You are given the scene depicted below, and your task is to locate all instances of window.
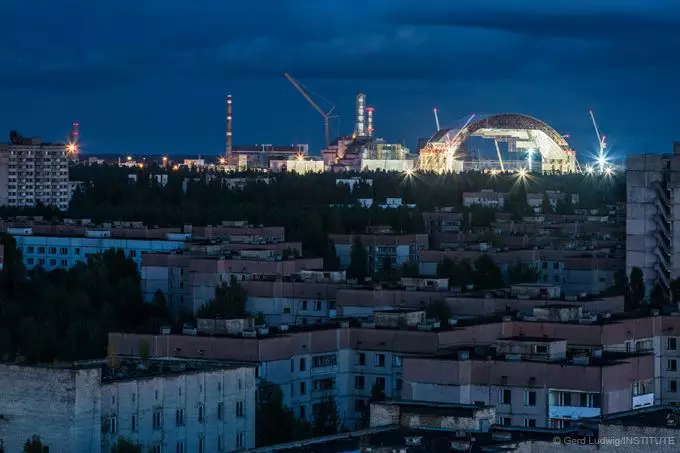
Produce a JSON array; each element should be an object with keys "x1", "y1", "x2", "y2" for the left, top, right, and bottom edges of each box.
[
  {"x1": 670, "y1": 380, "x2": 677, "y2": 393},
  {"x1": 198, "y1": 437, "x2": 204, "y2": 453},
  {"x1": 217, "y1": 402, "x2": 224, "y2": 420},
  {"x1": 198, "y1": 404, "x2": 204, "y2": 423},
  {"x1": 355, "y1": 399, "x2": 366, "y2": 412},
  {"x1": 49, "y1": 259, "x2": 56, "y2": 266},
  {"x1": 27, "y1": 246, "x2": 34, "y2": 253},
  {"x1": 218, "y1": 382, "x2": 222, "y2": 392},
  {"x1": 299, "y1": 358, "x2": 306, "y2": 371},
  {"x1": 60, "y1": 259, "x2": 67, "y2": 266},
  {"x1": 500, "y1": 389, "x2": 512, "y2": 404},
  {"x1": 178, "y1": 387, "x2": 182, "y2": 397},
  {"x1": 315, "y1": 301, "x2": 321, "y2": 311},
  {"x1": 110, "y1": 416, "x2": 117, "y2": 434},
  {"x1": 302, "y1": 300, "x2": 308, "y2": 310},
  {"x1": 236, "y1": 432, "x2": 245, "y2": 449},
  {"x1": 312, "y1": 354, "x2": 337, "y2": 368},
  {"x1": 217, "y1": 436, "x2": 223, "y2": 451},
  {"x1": 59, "y1": 247, "x2": 68, "y2": 255},
  {"x1": 523, "y1": 390, "x2": 536, "y2": 406},
  {"x1": 153, "y1": 410, "x2": 162, "y2": 429},
  {"x1": 300, "y1": 405, "x2": 306, "y2": 418},
  {"x1": 300, "y1": 381, "x2": 306, "y2": 395},
  {"x1": 38, "y1": 247, "x2": 45, "y2": 253},
  {"x1": 290, "y1": 359, "x2": 294, "y2": 373},
  {"x1": 355, "y1": 375, "x2": 365, "y2": 389},
  {"x1": 563, "y1": 393, "x2": 572, "y2": 406},
  {"x1": 525, "y1": 418, "x2": 536, "y2": 428},
  {"x1": 670, "y1": 338, "x2": 678, "y2": 350},
  {"x1": 176, "y1": 408, "x2": 185, "y2": 426},
  {"x1": 176, "y1": 442, "x2": 184, "y2": 453},
  {"x1": 375, "y1": 377, "x2": 386, "y2": 390},
  {"x1": 356, "y1": 352, "x2": 366, "y2": 366},
  {"x1": 48, "y1": 247, "x2": 56, "y2": 254},
  {"x1": 501, "y1": 417, "x2": 511, "y2": 426},
  {"x1": 396, "y1": 378, "x2": 403, "y2": 392},
  {"x1": 580, "y1": 393, "x2": 588, "y2": 407},
  {"x1": 393, "y1": 356, "x2": 402, "y2": 367},
  {"x1": 236, "y1": 400, "x2": 244, "y2": 417},
  {"x1": 154, "y1": 389, "x2": 159, "y2": 400},
  {"x1": 375, "y1": 353, "x2": 386, "y2": 367},
  {"x1": 669, "y1": 359, "x2": 677, "y2": 372},
  {"x1": 151, "y1": 446, "x2": 161, "y2": 453},
  {"x1": 131, "y1": 414, "x2": 137, "y2": 432},
  {"x1": 313, "y1": 378, "x2": 335, "y2": 391}
]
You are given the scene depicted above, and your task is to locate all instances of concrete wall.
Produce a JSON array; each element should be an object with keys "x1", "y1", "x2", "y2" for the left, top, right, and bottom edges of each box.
[
  {"x1": 100, "y1": 366, "x2": 255, "y2": 453},
  {"x1": 0, "y1": 364, "x2": 102, "y2": 453}
]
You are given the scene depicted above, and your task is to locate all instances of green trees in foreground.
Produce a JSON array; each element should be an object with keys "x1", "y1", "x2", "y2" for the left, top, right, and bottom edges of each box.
[{"x1": 0, "y1": 234, "x2": 171, "y2": 364}]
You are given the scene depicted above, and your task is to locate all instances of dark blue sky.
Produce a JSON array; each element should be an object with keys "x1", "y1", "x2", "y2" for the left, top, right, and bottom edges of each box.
[{"x1": 1, "y1": 0, "x2": 679, "y2": 159}]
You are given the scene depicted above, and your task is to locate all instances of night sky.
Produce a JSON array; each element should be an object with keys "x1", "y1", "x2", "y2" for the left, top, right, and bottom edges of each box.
[{"x1": 1, "y1": 0, "x2": 679, "y2": 159}]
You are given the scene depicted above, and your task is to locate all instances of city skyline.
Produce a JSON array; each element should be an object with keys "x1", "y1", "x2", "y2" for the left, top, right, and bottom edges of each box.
[{"x1": 0, "y1": 1, "x2": 678, "y2": 156}]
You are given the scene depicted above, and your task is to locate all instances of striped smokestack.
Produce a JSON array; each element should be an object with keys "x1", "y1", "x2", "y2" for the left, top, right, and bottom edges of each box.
[
  {"x1": 366, "y1": 107, "x2": 374, "y2": 137},
  {"x1": 226, "y1": 95, "x2": 233, "y2": 160}
]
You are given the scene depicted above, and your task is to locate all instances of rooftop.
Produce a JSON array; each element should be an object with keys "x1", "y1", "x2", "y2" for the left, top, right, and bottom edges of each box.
[{"x1": 428, "y1": 345, "x2": 648, "y2": 366}]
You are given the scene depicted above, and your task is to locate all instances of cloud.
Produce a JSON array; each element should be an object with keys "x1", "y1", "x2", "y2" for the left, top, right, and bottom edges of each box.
[{"x1": 1, "y1": 0, "x2": 679, "y2": 92}]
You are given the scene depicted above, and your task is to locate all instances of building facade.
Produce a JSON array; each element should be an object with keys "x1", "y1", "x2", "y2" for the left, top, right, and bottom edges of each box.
[
  {"x1": 0, "y1": 131, "x2": 70, "y2": 211},
  {"x1": 0, "y1": 359, "x2": 255, "y2": 453},
  {"x1": 626, "y1": 151, "x2": 680, "y2": 296}
]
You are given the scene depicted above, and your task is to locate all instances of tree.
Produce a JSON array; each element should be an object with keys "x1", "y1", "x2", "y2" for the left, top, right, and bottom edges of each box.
[
  {"x1": 425, "y1": 300, "x2": 451, "y2": 324},
  {"x1": 111, "y1": 439, "x2": 142, "y2": 453},
  {"x1": 313, "y1": 395, "x2": 340, "y2": 436},
  {"x1": 555, "y1": 197, "x2": 574, "y2": 215},
  {"x1": 671, "y1": 278, "x2": 680, "y2": 304},
  {"x1": 323, "y1": 239, "x2": 341, "y2": 271},
  {"x1": 255, "y1": 380, "x2": 310, "y2": 447},
  {"x1": 196, "y1": 276, "x2": 247, "y2": 318},
  {"x1": 626, "y1": 267, "x2": 646, "y2": 312},
  {"x1": 23, "y1": 436, "x2": 44, "y2": 453},
  {"x1": 437, "y1": 258, "x2": 473, "y2": 290},
  {"x1": 400, "y1": 261, "x2": 419, "y2": 278},
  {"x1": 507, "y1": 261, "x2": 539, "y2": 285},
  {"x1": 541, "y1": 194, "x2": 552, "y2": 214},
  {"x1": 347, "y1": 236, "x2": 368, "y2": 282},
  {"x1": 473, "y1": 255, "x2": 504, "y2": 290},
  {"x1": 377, "y1": 256, "x2": 397, "y2": 282},
  {"x1": 650, "y1": 282, "x2": 668, "y2": 309}
]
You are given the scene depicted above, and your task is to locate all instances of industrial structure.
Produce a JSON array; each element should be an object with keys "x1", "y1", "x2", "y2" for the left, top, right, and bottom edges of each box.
[
  {"x1": 321, "y1": 91, "x2": 413, "y2": 172},
  {"x1": 418, "y1": 113, "x2": 578, "y2": 174},
  {"x1": 0, "y1": 131, "x2": 71, "y2": 211},
  {"x1": 223, "y1": 94, "x2": 309, "y2": 171}
]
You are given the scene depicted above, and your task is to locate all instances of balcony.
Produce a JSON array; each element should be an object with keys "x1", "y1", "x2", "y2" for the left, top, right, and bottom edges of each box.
[
  {"x1": 632, "y1": 393, "x2": 654, "y2": 409},
  {"x1": 548, "y1": 405, "x2": 601, "y2": 419}
]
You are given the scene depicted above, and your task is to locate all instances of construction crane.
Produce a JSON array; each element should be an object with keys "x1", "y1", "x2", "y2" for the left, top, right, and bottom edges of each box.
[
  {"x1": 588, "y1": 110, "x2": 607, "y2": 173},
  {"x1": 284, "y1": 73, "x2": 337, "y2": 147}
]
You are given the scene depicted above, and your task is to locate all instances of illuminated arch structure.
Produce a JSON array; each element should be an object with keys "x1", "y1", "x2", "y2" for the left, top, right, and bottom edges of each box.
[{"x1": 418, "y1": 113, "x2": 577, "y2": 174}]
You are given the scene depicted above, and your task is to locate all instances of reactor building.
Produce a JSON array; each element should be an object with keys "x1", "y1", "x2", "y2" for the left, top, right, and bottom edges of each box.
[
  {"x1": 418, "y1": 113, "x2": 577, "y2": 174},
  {"x1": 322, "y1": 93, "x2": 415, "y2": 173}
]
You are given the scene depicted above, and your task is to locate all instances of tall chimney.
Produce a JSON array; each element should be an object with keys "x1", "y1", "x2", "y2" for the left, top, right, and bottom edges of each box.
[
  {"x1": 226, "y1": 95, "x2": 233, "y2": 160},
  {"x1": 355, "y1": 93, "x2": 366, "y2": 137},
  {"x1": 366, "y1": 107, "x2": 374, "y2": 137},
  {"x1": 70, "y1": 121, "x2": 80, "y2": 145}
]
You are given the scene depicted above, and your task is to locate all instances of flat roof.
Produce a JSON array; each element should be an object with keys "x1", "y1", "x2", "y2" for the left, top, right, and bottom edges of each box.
[{"x1": 498, "y1": 336, "x2": 566, "y2": 342}]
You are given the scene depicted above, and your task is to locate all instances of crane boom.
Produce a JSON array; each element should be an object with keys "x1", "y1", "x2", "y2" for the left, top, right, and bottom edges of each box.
[
  {"x1": 588, "y1": 110, "x2": 603, "y2": 146},
  {"x1": 433, "y1": 108, "x2": 441, "y2": 131},
  {"x1": 284, "y1": 73, "x2": 333, "y2": 146}
]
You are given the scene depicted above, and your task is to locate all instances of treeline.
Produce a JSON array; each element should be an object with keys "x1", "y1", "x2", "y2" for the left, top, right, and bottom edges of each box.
[
  {"x1": 0, "y1": 234, "x2": 171, "y2": 364},
  {"x1": 2, "y1": 166, "x2": 624, "y2": 260}
]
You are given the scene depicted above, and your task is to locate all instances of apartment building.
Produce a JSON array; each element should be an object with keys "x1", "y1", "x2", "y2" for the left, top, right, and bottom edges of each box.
[
  {"x1": 7, "y1": 226, "x2": 187, "y2": 271},
  {"x1": 418, "y1": 248, "x2": 622, "y2": 296},
  {"x1": 463, "y1": 190, "x2": 506, "y2": 209},
  {"x1": 402, "y1": 336, "x2": 652, "y2": 428},
  {"x1": 0, "y1": 358, "x2": 256, "y2": 453},
  {"x1": 141, "y1": 251, "x2": 324, "y2": 314},
  {"x1": 110, "y1": 310, "x2": 680, "y2": 431},
  {"x1": 330, "y1": 234, "x2": 428, "y2": 273},
  {"x1": 626, "y1": 150, "x2": 680, "y2": 296},
  {"x1": 0, "y1": 131, "x2": 70, "y2": 211}
]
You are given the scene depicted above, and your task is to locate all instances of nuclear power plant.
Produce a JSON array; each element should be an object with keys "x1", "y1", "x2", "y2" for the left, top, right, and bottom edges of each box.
[{"x1": 320, "y1": 91, "x2": 414, "y2": 173}]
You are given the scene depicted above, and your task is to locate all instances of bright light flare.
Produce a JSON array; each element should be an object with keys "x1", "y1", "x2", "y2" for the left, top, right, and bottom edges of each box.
[
  {"x1": 585, "y1": 165, "x2": 594, "y2": 175},
  {"x1": 66, "y1": 143, "x2": 77, "y2": 154},
  {"x1": 404, "y1": 168, "x2": 414, "y2": 177},
  {"x1": 127, "y1": 155, "x2": 132, "y2": 161}
]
